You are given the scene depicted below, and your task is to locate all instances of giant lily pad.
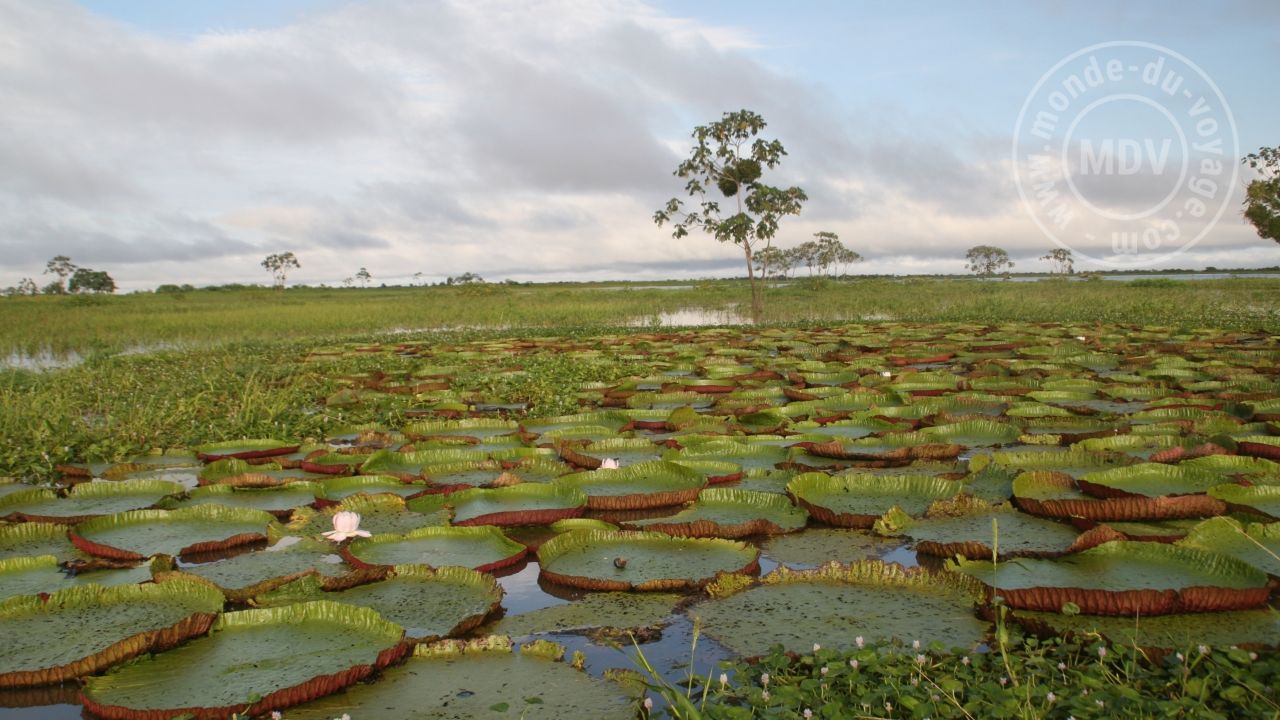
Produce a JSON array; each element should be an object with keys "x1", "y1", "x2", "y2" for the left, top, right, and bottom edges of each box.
[
  {"x1": 70, "y1": 505, "x2": 278, "y2": 561},
  {"x1": 1209, "y1": 483, "x2": 1280, "y2": 519},
  {"x1": 408, "y1": 483, "x2": 587, "y2": 527},
  {"x1": 1177, "y1": 517, "x2": 1280, "y2": 576},
  {"x1": 283, "y1": 637, "x2": 638, "y2": 720},
  {"x1": 917, "y1": 420, "x2": 1021, "y2": 446},
  {"x1": 344, "y1": 526, "x2": 527, "y2": 573},
  {"x1": 786, "y1": 472, "x2": 961, "y2": 528},
  {"x1": 166, "y1": 481, "x2": 324, "y2": 518},
  {"x1": 1013, "y1": 470, "x2": 1225, "y2": 521},
  {"x1": 553, "y1": 460, "x2": 706, "y2": 510},
  {"x1": 620, "y1": 488, "x2": 808, "y2": 538},
  {"x1": 0, "y1": 555, "x2": 152, "y2": 603},
  {"x1": 537, "y1": 530, "x2": 758, "y2": 591},
  {"x1": 255, "y1": 565, "x2": 501, "y2": 641},
  {"x1": 289, "y1": 494, "x2": 450, "y2": 538},
  {"x1": 321, "y1": 474, "x2": 429, "y2": 500},
  {"x1": 1013, "y1": 606, "x2": 1280, "y2": 650},
  {"x1": 156, "y1": 537, "x2": 350, "y2": 601},
  {"x1": 1078, "y1": 463, "x2": 1223, "y2": 498},
  {"x1": 898, "y1": 503, "x2": 1084, "y2": 560},
  {"x1": 693, "y1": 561, "x2": 988, "y2": 657},
  {"x1": 0, "y1": 578, "x2": 224, "y2": 688},
  {"x1": 0, "y1": 522, "x2": 76, "y2": 562},
  {"x1": 80, "y1": 601, "x2": 407, "y2": 720},
  {"x1": 0, "y1": 480, "x2": 185, "y2": 524},
  {"x1": 950, "y1": 540, "x2": 1271, "y2": 615},
  {"x1": 492, "y1": 592, "x2": 682, "y2": 637},
  {"x1": 194, "y1": 439, "x2": 300, "y2": 462},
  {"x1": 762, "y1": 529, "x2": 900, "y2": 569}
]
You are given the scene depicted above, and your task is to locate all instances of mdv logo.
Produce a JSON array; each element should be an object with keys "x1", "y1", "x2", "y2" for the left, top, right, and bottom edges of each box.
[{"x1": 1079, "y1": 139, "x2": 1173, "y2": 176}]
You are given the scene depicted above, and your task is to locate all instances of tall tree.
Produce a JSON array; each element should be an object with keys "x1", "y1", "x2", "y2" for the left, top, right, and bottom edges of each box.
[
  {"x1": 1243, "y1": 146, "x2": 1280, "y2": 244},
  {"x1": 1040, "y1": 248, "x2": 1074, "y2": 274},
  {"x1": 261, "y1": 252, "x2": 300, "y2": 290},
  {"x1": 654, "y1": 110, "x2": 807, "y2": 322},
  {"x1": 68, "y1": 268, "x2": 116, "y2": 294},
  {"x1": 752, "y1": 246, "x2": 787, "y2": 279},
  {"x1": 355, "y1": 267, "x2": 372, "y2": 287},
  {"x1": 965, "y1": 245, "x2": 1014, "y2": 277},
  {"x1": 43, "y1": 255, "x2": 77, "y2": 294}
]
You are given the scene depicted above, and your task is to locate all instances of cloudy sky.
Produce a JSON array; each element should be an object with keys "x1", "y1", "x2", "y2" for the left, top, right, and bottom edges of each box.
[{"x1": 1, "y1": 0, "x2": 1277, "y2": 291}]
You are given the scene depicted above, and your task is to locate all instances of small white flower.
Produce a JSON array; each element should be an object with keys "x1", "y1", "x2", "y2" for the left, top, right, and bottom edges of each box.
[
  {"x1": 885, "y1": 702, "x2": 893, "y2": 712},
  {"x1": 1199, "y1": 644, "x2": 1210, "y2": 656},
  {"x1": 1175, "y1": 652, "x2": 1184, "y2": 662},
  {"x1": 1098, "y1": 647, "x2": 1107, "y2": 659},
  {"x1": 322, "y1": 511, "x2": 372, "y2": 542},
  {"x1": 1250, "y1": 652, "x2": 1259, "y2": 661},
  {"x1": 760, "y1": 672, "x2": 770, "y2": 686},
  {"x1": 1076, "y1": 336, "x2": 1086, "y2": 341},
  {"x1": 881, "y1": 370, "x2": 892, "y2": 377},
  {"x1": 961, "y1": 656, "x2": 970, "y2": 666},
  {"x1": 912, "y1": 639, "x2": 921, "y2": 650},
  {"x1": 999, "y1": 676, "x2": 1008, "y2": 687},
  {"x1": 1046, "y1": 692, "x2": 1056, "y2": 703},
  {"x1": 1057, "y1": 662, "x2": 1066, "y2": 671},
  {"x1": 271, "y1": 713, "x2": 282, "y2": 720},
  {"x1": 803, "y1": 710, "x2": 813, "y2": 719},
  {"x1": 601, "y1": 458, "x2": 620, "y2": 470},
  {"x1": 761, "y1": 691, "x2": 770, "y2": 701},
  {"x1": 813, "y1": 643, "x2": 821, "y2": 652},
  {"x1": 643, "y1": 697, "x2": 653, "y2": 710},
  {"x1": 820, "y1": 665, "x2": 829, "y2": 676},
  {"x1": 855, "y1": 635, "x2": 864, "y2": 648},
  {"x1": 850, "y1": 659, "x2": 859, "y2": 670},
  {"x1": 915, "y1": 654, "x2": 926, "y2": 665},
  {"x1": 1096, "y1": 699, "x2": 1104, "y2": 707},
  {"x1": 719, "y1": 672, "x2": 728, "y2": 688},
  {"x1": 910, "y1": 676, "x2": 919, "y2": 687}
]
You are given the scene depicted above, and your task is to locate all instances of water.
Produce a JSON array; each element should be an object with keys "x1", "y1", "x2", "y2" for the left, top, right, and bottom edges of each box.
[
  {"x1": 629, "y1": 308, "x2": 751, "y2": 327},
  {"x1": 1, "y1": 342, "x2": 187, "y2": 372}
]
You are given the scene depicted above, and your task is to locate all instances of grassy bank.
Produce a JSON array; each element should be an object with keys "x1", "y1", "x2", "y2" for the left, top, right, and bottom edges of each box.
[{"x1": 1, "y1": 277, "x2": 1277, "y2": 358}]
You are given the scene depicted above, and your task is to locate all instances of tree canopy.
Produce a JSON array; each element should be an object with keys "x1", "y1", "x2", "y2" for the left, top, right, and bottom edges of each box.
[
  {"x1": 1243, "y1": 147, "x2": 1280, "y2": 244},
  {"x1": 261, "y1": 252, "x2": 300, "y2": 290},
  {"x1": 654, "y1": 109, "x2": 807, "y2": 321},
  {"x1": 965, "y1": 246, "x2": 1014, "y2": 277}
]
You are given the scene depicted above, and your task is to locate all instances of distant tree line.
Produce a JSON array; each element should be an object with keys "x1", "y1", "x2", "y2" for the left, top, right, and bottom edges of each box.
[{"x1": 2, "y1": 255, "x2": 116, "y2": 297}]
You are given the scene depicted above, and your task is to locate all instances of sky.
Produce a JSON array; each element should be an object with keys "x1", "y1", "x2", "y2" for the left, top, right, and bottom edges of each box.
[{"x1": 1, "y1": 0, "x2": 1278, "y2": 291}]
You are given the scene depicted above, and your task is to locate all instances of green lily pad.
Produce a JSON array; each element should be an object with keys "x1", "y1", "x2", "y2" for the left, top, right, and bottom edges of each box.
[
  {"x1": 160, "y1": 537, "x2": 350, "y2": 601},
  {"x1": 0, "y1": 555, "x2": 152, "y2": 603},
  {"x1": 405, "y1": 417, "x2": 519, "y2": 439},
  {"x1": 1079, "y1": 463, "x2": 1223, "y2": 498},
  {"x1": 620, "y1": 488, "x2": 808, "y2": 537},
  {"x1": 762, "y1": 529, "x2": 900, "y2": 568},
  {"x1": 168, "y1": 481, "x2": 324, "y2": 516},
  {"x1": 255, "y1": 565, "x2": 501, "y2": 641},
  {"x1": 283, "y1": 637, "x2": 638, "y2": 720},
  {"x1": 1014, "y1": 607, "x2": 1280, "y2": 650},
  {"x1": 345, "y1": 526, "x2": 526, "y2": 573},
  {"x1": 900, "y1": 505, "x2": 1082, "y2": 559},
  {"x1": 0, "y1": 522, "x2": 76, "y2": 562},
  {"x1": 492, "y1": 593, "x2": 682, "y2": 637},
  {"x1": 321, "y1": 474, "x2": 429, "y2": 500},
  {"x1": 1209, "y1": 483, "x2": 1280, "y2": 519},
  {"x1": 917, "y1": 420, "x2": 1021, "y2": 446},
  {"x1": 0, "y1": 480, "x2": 185, "y2": 523},
  {"x1": 71, "y1": 505, "x2": 278, "y2": 561},
  {"x1": 80, "y1": 601, "x2": 406, "y2": 719},
  {"x1": 0, "y1": 577, "x2": 224, "y2": 688},
  {"x1": 194, "y1": 439, "x2": 300, "y2": 461},
  {"x1": 1013, "y1": 470, "x2": 1226, "y2": 521},
  {"x1": 787, "y1": 472, "x2": 961, "y2": 528},
  {"x1": 289, "y1": 494, "x2": 450, "y2": 538},
  {"x1": 537, "y1": 530, "x2": 758, "y2": 591},
  {"x1": 1177, "y1": 517, "x2": 1280, "y2": 576},
  {"x1": 553, "y1": 460, "x2": 706, "y2": 510},
  {"x1": 693, "y1": 561, "x2": 987, "y2": 657},
  {"x1": 951, "y1": 540, "x2": 1271, "y2": 615},
  {"x1": 408, "y1": 483, "x2": 587, "y2": 527}
]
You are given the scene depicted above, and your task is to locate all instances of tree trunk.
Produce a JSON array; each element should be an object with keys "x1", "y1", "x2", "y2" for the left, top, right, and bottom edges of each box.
[{"x1": 743, "y1": 244, "x2": 763, "y2": 323}]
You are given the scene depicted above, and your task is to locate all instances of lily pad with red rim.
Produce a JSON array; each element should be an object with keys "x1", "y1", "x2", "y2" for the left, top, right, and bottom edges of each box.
[
  {"x1": 70, "y1": 505, "x2": 279, "y2": 561},
  {"x1": 553, "y1": 460, "x2": 707, "y2": 510},
  {"x1": 0, "y1": 480, "x2": 185, "y2": 524},
  {"x1": 408, "y1": 483, "x2": 587, "y2": 527},
  {"x1": 537, "y1": 529, "x2": 758, "y2": 591},
  {"x1": 786, "y1": 472, "x2": 962, "y2": 528},
  {"x1": 343, "y1": 525, "x2": 526, "y2": 573},
  {"x1": 79, "y1": 600, "x2": 407, "y2": 720},
  {"x1": 619, "y1": 488, "x2": 808, "y2": 538},
  {"x1": 194, "y1": 439, "x2": 301, "y2": 462}
]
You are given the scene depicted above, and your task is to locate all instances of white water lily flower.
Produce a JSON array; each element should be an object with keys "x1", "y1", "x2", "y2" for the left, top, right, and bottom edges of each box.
[
  {"x1": 322, "y1": 511, "x2": 372, "y2": 542},
  {"x1": 880, "y1": 370, "x2": 892, "y2": 377},
  {"x1": 601, "y1": 458, "x2": 620, "y2": 469}
]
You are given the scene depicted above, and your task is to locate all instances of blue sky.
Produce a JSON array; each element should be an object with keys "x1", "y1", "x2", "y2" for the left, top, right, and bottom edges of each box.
[{"x1": 2, "y1": 1, "x2": 1277, "y2": 290}]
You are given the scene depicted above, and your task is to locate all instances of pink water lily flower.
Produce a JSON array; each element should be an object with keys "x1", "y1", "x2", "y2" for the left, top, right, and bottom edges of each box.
[
  {"x1": 322, "y1": 511, "x2": 372, "y2": 542},
  {"x1": 600, "y1": 458, "x2": 620, "y2": 469}
]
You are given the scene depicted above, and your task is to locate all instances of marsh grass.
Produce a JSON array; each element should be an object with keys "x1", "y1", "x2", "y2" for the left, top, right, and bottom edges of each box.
[{"x1": 1, "y1": 278, "x2": 1277, "y2": 358}]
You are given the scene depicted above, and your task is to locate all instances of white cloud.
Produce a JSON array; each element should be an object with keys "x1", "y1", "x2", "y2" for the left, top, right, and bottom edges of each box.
[{"x1": 0, "y1": 0, "x2": 1270, "y2": 292}]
